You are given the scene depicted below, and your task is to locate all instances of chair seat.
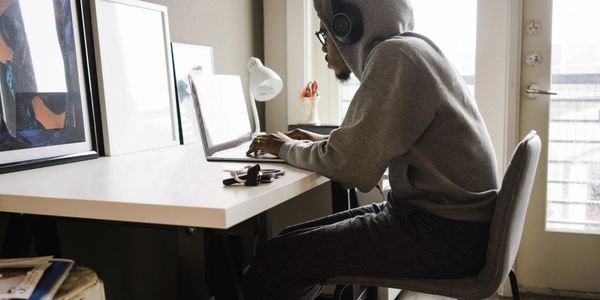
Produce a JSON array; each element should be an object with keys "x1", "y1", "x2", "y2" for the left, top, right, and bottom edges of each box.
[{"x1": 325, "y1": 275, "x2": 492, "y2": 299}]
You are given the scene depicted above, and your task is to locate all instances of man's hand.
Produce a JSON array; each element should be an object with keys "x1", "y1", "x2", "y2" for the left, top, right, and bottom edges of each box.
[
  {"x1": 286, "y1": 128, "x2": 328, "y2": 141},
  {"x1": 246, "y1": 134, "x2": 287, "y2": 157}
]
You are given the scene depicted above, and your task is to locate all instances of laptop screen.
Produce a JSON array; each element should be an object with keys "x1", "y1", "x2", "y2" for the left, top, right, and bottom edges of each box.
[{"x1": 189, "y1": 73, "x2": 253, "y2": 156}]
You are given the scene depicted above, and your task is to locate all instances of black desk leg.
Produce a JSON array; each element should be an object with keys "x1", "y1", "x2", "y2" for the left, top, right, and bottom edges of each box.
[
  {"x1": 208, "y1": 231, "x2": 245, "y2": 300},
  {"x1": 331, "y1": 182, "x2": 350, "y2": 213},
  {"x1": 32, "y1": 215, "x2": 62, "y2": 257},
  {"x1": 176, "y1": 228, "x2": 210, "y2": 300},
  {"x1": 252, "y1": 213, "x2": 267, "y2": 259},
  {"x1": 207, "y1": 213, "x2": 267, "y2": 300},
  {"x1": 2, "y1": 214, "x2": 62, "y2": 258},
  {"x1": 2, "y1": 214, "x2": 32, "y2": 258}
]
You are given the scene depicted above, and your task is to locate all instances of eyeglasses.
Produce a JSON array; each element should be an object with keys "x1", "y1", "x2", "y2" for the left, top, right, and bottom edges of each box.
[{"x1": 315, "y1": 29, "x2": 328, "y2": 46}]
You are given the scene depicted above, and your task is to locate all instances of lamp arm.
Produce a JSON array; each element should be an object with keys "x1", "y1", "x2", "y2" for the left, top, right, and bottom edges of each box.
[{"x1": 249, "y1": 90, "x2": 262, "y2": 134}]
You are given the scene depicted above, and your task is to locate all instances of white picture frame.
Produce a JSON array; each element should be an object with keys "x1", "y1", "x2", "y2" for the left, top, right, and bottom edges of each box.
[
  {"x1": 171, "y1": 43, "x2": 214, "y2": 145},
  {"x1": 90, "y1": 0, "x2": 179, "y2": 156}
]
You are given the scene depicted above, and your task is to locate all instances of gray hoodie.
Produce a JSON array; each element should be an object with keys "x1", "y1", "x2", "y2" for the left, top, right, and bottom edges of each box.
[{"x1": 279, "y1": 0, "x2": 498, "y2": 222}]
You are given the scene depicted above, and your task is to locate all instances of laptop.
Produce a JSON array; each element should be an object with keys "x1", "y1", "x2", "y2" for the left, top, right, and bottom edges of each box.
[{"x1": 189, "y1": 73, "x2": 285, "y2": 163}]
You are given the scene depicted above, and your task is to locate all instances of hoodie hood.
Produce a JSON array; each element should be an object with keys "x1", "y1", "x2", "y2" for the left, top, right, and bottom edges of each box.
[{"x1": 314, "y1": 0, "x2": 414, "y2": 79}]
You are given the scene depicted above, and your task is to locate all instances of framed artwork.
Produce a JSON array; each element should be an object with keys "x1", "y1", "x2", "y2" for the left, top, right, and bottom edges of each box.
[
  {"x1": 171, "y1": 43, "x2": 214, "y2": 144},
  {"x1": 91, "y1": 0, "x2": 179, "y2": 156},
  {"x1": 0, "y1": 0, "x2": 101, "y2": 174}
]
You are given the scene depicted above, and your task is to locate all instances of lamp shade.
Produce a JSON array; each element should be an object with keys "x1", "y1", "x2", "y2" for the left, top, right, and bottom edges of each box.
[{"x1": 248, "y1": 57, "x2": 283, "y2": 102}]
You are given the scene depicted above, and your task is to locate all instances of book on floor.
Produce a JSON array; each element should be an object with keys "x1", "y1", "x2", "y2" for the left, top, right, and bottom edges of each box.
[{"x1": 29, "y1": 258, "x2": 75, "y2": 300}]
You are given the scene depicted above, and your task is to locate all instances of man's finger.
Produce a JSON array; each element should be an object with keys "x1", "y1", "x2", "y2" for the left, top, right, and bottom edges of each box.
[{"x1": 246, "y1": 143, "x2": 258, "y2": 156}]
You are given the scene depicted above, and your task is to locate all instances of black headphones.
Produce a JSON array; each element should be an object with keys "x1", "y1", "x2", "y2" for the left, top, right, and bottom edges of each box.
[{"x1": 330, "y1": 0, "x2": 363, "y2": 44}]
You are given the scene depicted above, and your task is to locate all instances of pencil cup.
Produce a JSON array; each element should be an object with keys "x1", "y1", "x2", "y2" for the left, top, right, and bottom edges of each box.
[{"x1": 301, "y1": 96, "x2": 320, "y2": 124}]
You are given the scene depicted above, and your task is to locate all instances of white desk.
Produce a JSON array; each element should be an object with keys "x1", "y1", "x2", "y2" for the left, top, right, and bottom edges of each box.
[{"x1": 0, "y1": 143, "x2": 329, "y2": 229}]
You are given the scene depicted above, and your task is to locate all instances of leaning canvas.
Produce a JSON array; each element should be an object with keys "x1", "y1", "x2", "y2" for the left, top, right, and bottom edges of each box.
[
  {"x1": 91, "y1": 0, "x2": 179, "y2": 155},
  {"x1": 171, "y1": 43, "x2": 214, "y2": 144}
]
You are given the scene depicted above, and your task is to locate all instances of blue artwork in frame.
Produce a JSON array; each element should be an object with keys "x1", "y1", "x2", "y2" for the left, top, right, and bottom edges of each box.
[{"x1": 0, "y1": 0, "x2": 100, "y2": 173}]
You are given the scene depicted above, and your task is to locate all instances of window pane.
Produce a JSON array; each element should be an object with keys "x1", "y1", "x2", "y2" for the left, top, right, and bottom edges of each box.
[
  {"x1": 547, "y1": 0, "x2": 600, "y2": 234},
  {"x1": 411, "y1": 1, "x2": 477, "y2": 80},
  {"x1": 339, "y1": 1, "x2": 477, "y2": 120}
]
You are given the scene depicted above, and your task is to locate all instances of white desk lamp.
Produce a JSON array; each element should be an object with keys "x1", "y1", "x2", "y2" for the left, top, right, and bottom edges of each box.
[{"x1": 248, "y1": 57, "x2": 282, "y2": 134}]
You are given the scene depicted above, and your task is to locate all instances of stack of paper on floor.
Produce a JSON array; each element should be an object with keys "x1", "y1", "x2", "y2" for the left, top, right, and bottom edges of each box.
[{"x1": 0, "y1": 256, "x2": 74, "y2": 300}]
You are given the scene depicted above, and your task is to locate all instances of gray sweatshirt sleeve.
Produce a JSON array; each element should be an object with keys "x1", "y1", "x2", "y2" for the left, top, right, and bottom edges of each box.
[{"x1": 279, "y1": 41, "x2": 438, "y2": 192}]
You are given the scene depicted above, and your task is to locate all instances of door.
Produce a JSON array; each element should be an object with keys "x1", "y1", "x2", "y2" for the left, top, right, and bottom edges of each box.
[{"x1": 518, "y1": 0, "x2": 600, "y2": 294}]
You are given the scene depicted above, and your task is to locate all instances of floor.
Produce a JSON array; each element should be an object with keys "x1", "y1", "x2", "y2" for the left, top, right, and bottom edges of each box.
[{"x1": 397, "y1": 291, "x2": 591, "y2": 300}]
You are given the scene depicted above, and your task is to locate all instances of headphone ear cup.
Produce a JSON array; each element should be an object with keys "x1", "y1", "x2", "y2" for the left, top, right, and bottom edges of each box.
[{"x1": 330, "y1": 3, "x2": 363, "y2": 44}]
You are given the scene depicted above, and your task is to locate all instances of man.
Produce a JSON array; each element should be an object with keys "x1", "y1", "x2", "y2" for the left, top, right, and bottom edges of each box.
[{"x1": 243, "y1": 0, "x2": 498, "y2": 299}]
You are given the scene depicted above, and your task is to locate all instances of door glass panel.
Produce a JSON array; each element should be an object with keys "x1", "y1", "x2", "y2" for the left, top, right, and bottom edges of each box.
[
  {"x1": 339, "y1": 0, "x2": 477, "y2": 120},
  {"x1": 547, "y1": 0, "x2": 600, "y2": 234}
]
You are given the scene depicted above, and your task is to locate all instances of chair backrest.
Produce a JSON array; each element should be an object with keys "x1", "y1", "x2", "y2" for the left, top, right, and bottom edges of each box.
[{"x1": 476, "y1": 130, "x2": 541, "y2": 295}]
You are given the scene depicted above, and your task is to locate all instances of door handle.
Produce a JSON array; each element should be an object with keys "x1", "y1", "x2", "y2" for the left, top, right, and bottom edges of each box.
[{"x1": 525, "y1": 83, "x2": 557, "y2": 99}]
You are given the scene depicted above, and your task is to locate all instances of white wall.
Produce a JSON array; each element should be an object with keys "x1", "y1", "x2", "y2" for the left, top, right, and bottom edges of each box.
[
  {"x1": 264, "y1": 0, "x2": 288, "y2": 132},
  {"x1": 146, "y1": 0, "x2": 265, "y2": 128}
]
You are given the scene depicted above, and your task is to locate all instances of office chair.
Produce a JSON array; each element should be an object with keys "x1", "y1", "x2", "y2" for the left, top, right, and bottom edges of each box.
[{"x1": 325, "y1": 130, "x2": 541, "y2": 300}]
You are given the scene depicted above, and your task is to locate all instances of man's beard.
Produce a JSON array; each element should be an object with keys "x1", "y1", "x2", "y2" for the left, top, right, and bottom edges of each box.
[{"x1": 336, "y1": 71, "x2": 351, "y2": 82}]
